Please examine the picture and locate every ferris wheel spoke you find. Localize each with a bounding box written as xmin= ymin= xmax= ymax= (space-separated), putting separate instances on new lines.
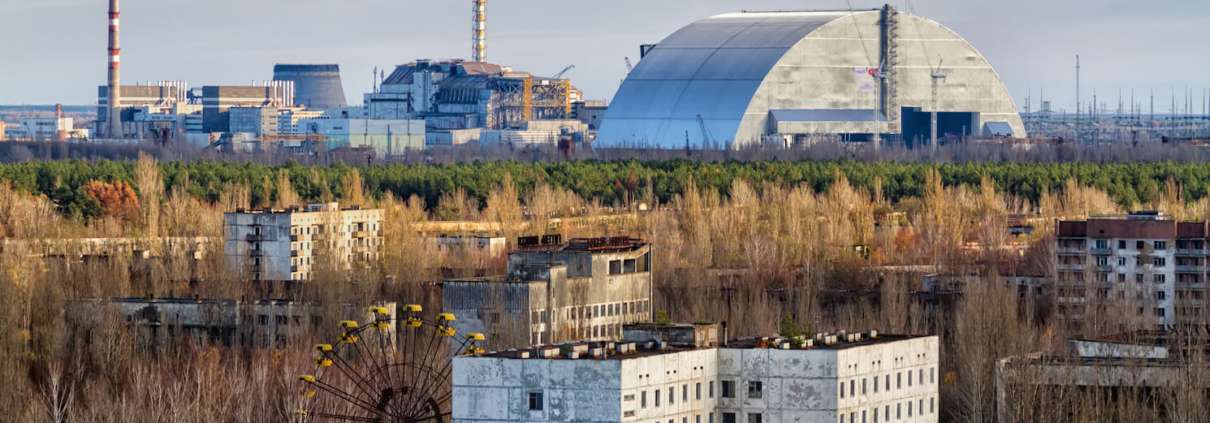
xmin=312 ymin=380 xmax=387 ymax=417
xmin=311 ymin=411 xmax=386 ymax=423
xmin=328 ymin=349 xmax=383 ymax=404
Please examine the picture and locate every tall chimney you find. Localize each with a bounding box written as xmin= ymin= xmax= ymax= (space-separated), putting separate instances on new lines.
xmin=107 ymin=0 xmax=122 ymax=139
xmin=471 ymin=0 xmax=487 ymax=62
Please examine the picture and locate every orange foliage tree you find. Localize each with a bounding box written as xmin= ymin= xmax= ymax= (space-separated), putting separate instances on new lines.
xmin=83 ymin=180 xmax=140 ymax=221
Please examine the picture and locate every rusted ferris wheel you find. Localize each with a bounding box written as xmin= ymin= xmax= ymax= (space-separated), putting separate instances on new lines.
xmin=296 ymin=305 xmax=485 ymax=423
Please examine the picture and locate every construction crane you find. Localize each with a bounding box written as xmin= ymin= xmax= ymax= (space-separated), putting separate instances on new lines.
xmin=552 ymin=65 xmax=575 ymax=80
xmin=696 ymin=114 xmax=713 ymax=148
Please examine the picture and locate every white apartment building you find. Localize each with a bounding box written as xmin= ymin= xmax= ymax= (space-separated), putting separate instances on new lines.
xmin=1056 ymin=212 xmax=1210 ymax=331
xmin=453 ymin=324 xmax=940 ymax=423
xmin=224 ymin=202 xmax=383 ymax=282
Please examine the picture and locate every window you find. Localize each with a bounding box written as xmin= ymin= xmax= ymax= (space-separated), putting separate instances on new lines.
xmin=528 ymin=392 xmax=543 ymax=411
xmin=885 ymin=375 xmax=890 ymax=391
xmin=747 ymin=381 xmax=763 ymax=399
xmin=1118 ymin=257 xmax=1127 ymax=266
xmin=641 ymin=391 xmax=647 ymax=408
xmin=609 ymin=260 xmax=622 ymax=275
xmin=1137 ymin=240 xmax=1146 ymax=249
xmin=840 ymin=381 xmax=845 ymax=398
xmin=908 ymin=370 xmax=913 ymax=387
xmin=897 ymin=372 xmax=902 ymax=389
xmin=1119 ymin=240 xmax=1127 ymax=249
xmin=1154 ymin=257 xmax=1167 ymax=267
xmin=1157 ymin=291 xmax=1167 ymax=301
xmin=1156 ymin=308 xmax=1166 ymax=317
xmin=1095 ymin=239 xmax=1108 ymax=249
xmin=669 ymin=387 xmax=675 ymax=404
xmin=1155 ymin=241 xmax=1168 ymax=250
xmin=722 ymin=380 xmax=735 ymax=398
xmin=908 ymin=401 xmax=913 ymax=417
xmin=683 ymin=384 xmax=688 ymax=402
xmin=696 ymin=382 xmax=702 ymax=400
xmin=722 ymin=413 xmax=737 ymax=423
xmin=1155 ymin=274 xmax=1167 ymax=284
xmin=1096 ymin=256 xmax=1109 ymax=266
xmin=862 ymin=378 xmax=867 ymax=395
xmin=747 ymin=413 xmax=762 ymax=423
xmin=1136 ymin=274 xmax=1145 ymax=283
xmin=709 ymin=381 xmax=715 ymax=398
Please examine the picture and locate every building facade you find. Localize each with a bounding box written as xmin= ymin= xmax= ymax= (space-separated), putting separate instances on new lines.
xmin=224 ymin=202 xmax=383 ymax=282
xmin=1056 ymin=212 xmax=1210 ymax=332
xmin=65 ymin=297 xmax=393 ymax=349
xmin=453 ymin=325 xmax=940 ymax=423
xmin=443 ymin=236 xmax=653 ymax=349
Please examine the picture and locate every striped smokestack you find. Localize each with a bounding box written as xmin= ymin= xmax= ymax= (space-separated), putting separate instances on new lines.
xmin=106 ymin=0 xmax=122 ymax=139
xmin=472 ymin=0 xmax=487 ymax=62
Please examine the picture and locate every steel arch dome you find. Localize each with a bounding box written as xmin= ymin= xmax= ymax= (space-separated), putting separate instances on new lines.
xmin=595 ymin=10 xmax=1025 ymax=149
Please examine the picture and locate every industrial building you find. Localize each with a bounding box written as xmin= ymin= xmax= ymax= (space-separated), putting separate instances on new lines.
xmin=201 ymin=82 xmax=295 ymax=133
xmin=1055 ymin=212 xmax=1210 ymax=332
xmin=6 ymin=105 xmax=89 ymax=141
xmin=64 ymin=297 xmax=394 ymax=349
xmin=224 ymin=202 xmax=383 ymax=283
xmin=453 ymin=324 xmax=940 ymax=423
xmin=272 ymin=64 xmax=348 ymax=109
xmin=596 ymin=6 xmax=1025 ymax=150
xmin=296 ymin=116 xmax=425 ymax=156
xmin=442 ymin=235 xmax=652 ymax=350
xmin=364 ymin=59 xmax=586 ymax=147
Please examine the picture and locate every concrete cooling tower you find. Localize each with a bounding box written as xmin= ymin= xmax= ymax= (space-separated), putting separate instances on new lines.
xmin=272 ymin=64 xmax=348 ymax=109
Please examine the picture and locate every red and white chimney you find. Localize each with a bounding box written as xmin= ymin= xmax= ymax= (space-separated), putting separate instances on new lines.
xmin=106 ymin=0 xmax=122 ymax=139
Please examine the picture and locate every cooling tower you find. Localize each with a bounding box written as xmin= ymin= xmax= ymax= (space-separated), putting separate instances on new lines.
xmin=272 ymin=64 xmax=347 ymax=109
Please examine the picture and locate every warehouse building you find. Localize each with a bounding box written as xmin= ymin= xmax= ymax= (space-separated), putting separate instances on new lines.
xmin=443 ymin=235 xmax=652 ymax=350
xmin=201 ymin=82 xmax=294 ymax=133
xmin=453 ymin=324 xmax=940 ymax=423
xmin=596 ymin=7 xmax=1024 ymax=150
xmin=224 ymin=202 xmax=383 ymax=284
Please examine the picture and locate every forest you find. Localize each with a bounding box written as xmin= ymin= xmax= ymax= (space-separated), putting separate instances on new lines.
xmin=4 ymin=159 xmax=1210 ymax=220
xmin=0 ymin=155 xmax=1208 ymax=422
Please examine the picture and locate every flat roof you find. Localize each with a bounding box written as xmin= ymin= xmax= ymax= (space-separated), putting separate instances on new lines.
xmin=475 ymin=333 xmax=930 ymax=360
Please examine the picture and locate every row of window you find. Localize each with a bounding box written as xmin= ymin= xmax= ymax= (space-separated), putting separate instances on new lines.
xmin=840 ymin=368 xmax=935 ymax=399
xmin=1094 ymin=256 xmax=1168 ymax=268
xmin=842 ymin=397 xmax=936 ymax=423
xmin=1092 ymin=239 xmax=1167 ymax=251
xmin=527 ymin=301 xmax=651 ymax=324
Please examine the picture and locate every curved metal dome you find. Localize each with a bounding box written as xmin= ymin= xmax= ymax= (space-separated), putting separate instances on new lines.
xmin=596 ymin=10 xmax=1025 ymax=149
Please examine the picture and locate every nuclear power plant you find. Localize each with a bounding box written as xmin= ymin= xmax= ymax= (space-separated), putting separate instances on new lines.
xmin=72 ymin=1 xmax=1063 ymax=152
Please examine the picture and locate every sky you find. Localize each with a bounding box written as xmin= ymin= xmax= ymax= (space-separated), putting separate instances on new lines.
xmin=3 ymin=0 xmax=1210 ymax=113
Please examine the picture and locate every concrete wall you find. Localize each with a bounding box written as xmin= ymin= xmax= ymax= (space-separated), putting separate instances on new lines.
xmin=453 ymin=336 xmax=939 ymax=423
xmin=224 ymin=207 xmax=383 ymax=282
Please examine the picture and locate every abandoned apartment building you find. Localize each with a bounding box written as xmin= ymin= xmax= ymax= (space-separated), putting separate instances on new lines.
xmin=65 ymin=297 xmax=395 ymax=349
xmin=453 ymin=323 xmax=940 ymax=423
xmin=224 ymin=202 xmax=383 ymax=284
xmin=1056 ymin=212 xmax=1210 ymax=332
xmin=442 ymin=235 xmax=653 ymax=350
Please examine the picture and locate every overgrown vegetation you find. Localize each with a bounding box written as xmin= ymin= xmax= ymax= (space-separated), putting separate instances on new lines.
xmin=0 ymin=156 xmax=1207 ymax=421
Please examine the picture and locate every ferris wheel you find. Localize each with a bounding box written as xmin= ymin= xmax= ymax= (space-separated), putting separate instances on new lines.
xmin=297 ymin=304 xmax=486 ymax=423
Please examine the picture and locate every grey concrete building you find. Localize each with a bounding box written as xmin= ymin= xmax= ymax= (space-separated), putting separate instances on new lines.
xmin=65 ymin=297 xmax=393 ymax=349
xmin=597 ymin=7 xmax=1024 ymax=149
xmin=201 ymin=82 xmax=294 ymax=133
xmin=443 ymin=236 xmax=652 ymax=350
xmin=453 ymin=324 xmax=940 ymax=423
xmin=224 ymin=202 xmax=383 ymax=283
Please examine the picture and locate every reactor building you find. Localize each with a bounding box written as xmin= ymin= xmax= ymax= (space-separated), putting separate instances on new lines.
xmin=595 ymin=6 xmax=1025 ymax=150
xmin=272 ymin=64 xmax=348 ymax=110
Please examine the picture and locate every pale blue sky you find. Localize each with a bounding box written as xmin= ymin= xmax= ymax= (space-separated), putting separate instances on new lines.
xmin=3 ymin=0 xmax=1209 ymax=113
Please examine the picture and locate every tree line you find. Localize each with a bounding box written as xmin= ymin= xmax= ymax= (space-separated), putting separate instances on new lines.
xmin=4 ymin=159 xmax=1210 ymax=220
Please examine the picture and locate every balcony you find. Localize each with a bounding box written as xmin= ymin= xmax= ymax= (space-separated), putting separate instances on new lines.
xmin=1056 ymin=264 xmax=1084 ymax=272
xmin=1057 ymin=247 xmax=1086 ymax=255
xmin=246 ymin=233 xmax=265 ymax=242
xmin=1176 ymin=249 xmax=1206 ymax=257
xmin=1089 ymin=247 xmax=1112 ymax=255
xmin=1176 ymin=265 xmax=1206 ymax=273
